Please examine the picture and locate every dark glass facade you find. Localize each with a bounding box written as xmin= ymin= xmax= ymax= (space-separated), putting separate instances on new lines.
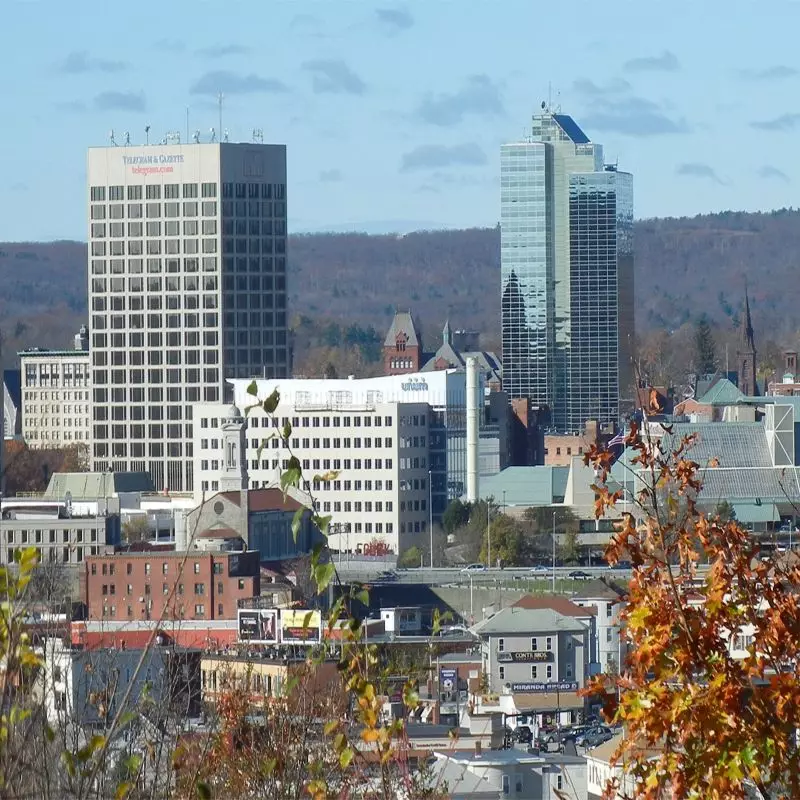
xmin=566 ymin=171 xmax=634 ymax=431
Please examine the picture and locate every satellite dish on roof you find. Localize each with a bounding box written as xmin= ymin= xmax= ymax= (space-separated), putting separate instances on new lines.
xmin=541 ymin=100 xmax=546 ymax=110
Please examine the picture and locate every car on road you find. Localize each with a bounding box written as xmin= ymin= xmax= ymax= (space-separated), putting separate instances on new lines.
xmin=575 ymin=725 xmax=613 ymax=749
xmin=529 ymin=564 xmax=549 ymax=574
xmin=568 ymin=569 xmax=591 ymax=580
xmin=376 ymin=570 xmax=397 ymax=582
xmin=461 ymin=563 xmax=487 ymax=573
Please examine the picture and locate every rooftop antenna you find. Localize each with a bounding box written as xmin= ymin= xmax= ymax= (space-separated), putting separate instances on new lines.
xmin=209 ymin=126 xmax=216 ymax=143
xmin=186 ymin=106 xmax=190 ymax=144
xmin=109 ymin=129 xmax=116 ymax=146
xmin=166 ymin=130 xmax=181 ymax=145
xmin=223 ymin=128 xmax=229 ymax=143
xmin=145 ymin=124 xmax=151 ymax=145
xmin=123 ymin=131 xmax=130 ymax=146
xmin=252 ymin=128 xmax=263 ymax=144
xmin=193 ymin=129 xmax=201 ymax=143
xmin=218 ymin=92 xmax=224 ymax=138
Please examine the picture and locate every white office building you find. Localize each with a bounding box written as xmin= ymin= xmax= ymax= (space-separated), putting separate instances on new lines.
xmin=192 ymin=371 xmax=468 ymax=555
xmin=19 ymin=327 xmax=91 ymax=448
xmin=87 ymin=139 xmax=288 ymax=492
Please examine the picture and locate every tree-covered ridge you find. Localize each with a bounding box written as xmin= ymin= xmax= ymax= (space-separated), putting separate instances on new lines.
xmin=7 ymin=208 xmax=800 ymax=369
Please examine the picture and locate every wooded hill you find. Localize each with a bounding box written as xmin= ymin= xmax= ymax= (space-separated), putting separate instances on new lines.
xmin=4 ymin=208 xmax=800 ymax=367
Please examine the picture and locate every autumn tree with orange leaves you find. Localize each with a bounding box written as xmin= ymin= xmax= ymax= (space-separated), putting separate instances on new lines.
xmin=585 ymin=420 xmax=800 ymax=800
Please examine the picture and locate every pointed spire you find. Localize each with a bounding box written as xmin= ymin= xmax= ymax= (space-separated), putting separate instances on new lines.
xmin=442 ymin=318 xmax=452 ymax=347
xmin=741 ymin=284 xmax=755 ymax=352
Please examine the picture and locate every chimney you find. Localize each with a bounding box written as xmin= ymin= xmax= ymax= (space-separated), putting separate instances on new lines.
xmin=466 ymin=357 xmax=480 ymax=503
xmin=474 ymin=740 xmax=482 ymax=757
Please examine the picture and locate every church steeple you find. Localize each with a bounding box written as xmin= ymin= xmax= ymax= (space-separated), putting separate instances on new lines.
xmin=740 ymin=288 xmax=755 ymax=352
xmin=442 ymin=318 xmax=452 ymax=347
xmin=737 ymin=286 xmax=757 ymax=396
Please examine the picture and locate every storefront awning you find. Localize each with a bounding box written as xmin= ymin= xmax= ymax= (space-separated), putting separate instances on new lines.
xmin=511 ymin=691 xmax=585 ymax=712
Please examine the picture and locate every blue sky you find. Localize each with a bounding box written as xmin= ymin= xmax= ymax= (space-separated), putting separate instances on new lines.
xmin=3 ymin=0 xmax=800 ymax=240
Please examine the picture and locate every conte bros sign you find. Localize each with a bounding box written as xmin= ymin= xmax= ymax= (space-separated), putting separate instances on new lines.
xmin=497 ymin=651 xmax=553 ymax=663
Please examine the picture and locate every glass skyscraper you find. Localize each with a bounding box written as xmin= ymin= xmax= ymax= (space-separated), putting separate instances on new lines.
xmin=500 ymin=111 xmax=633 ymax=432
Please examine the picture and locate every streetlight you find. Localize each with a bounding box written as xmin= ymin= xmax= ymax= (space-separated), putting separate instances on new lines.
xmin=428 ymin=469 xmax=434 ymax=569
xmin=552 ymin=511 xmax=557 ymax=593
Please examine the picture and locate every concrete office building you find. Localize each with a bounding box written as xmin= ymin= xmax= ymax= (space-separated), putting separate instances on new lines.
xmin=501 ymin=109 xmax=633 ymax=432
xmin=193 ymin=371 xmax=469 ymax=555
xmin=87 ymin=139 xmax=288 ymax=492
xmin=19 ymin=326 xmax=91 ymax=448
xmin=0 ymin=497 xmax=120 ymax=566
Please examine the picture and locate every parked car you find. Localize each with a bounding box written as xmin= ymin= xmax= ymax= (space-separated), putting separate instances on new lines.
xmin=435 ymin=624 xmax=470 ymax=637
xmin=538 ymin=725 xmax=589 ymax=746
xmin=529 ymin=564 xmax=549 ymax=574
xmin=568 ymin=569 xmax=591 ymax=580
xmin=575 ymin=725 xmax=613 ymax=749
xmin=461 ymin=563 xmax=487 ymax=573
xmin=511 ymin=725 xmax=533 ymax=744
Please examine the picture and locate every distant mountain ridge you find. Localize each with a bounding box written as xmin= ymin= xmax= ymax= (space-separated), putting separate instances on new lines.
xmin=2 ymin=208 xmax=800 ymax=365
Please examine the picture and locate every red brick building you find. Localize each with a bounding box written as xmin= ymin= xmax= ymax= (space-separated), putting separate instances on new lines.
xmin=383 ymin=311 xmax=422 ymax=375
xmin=83 ymin=550 xmax=260 ymax=622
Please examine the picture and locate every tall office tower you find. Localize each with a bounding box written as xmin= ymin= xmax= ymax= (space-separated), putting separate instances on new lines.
xmin=500 ymin=110 xmax=633 ymax=432
xmin=88 ymin=140 xmax=289 ymax=491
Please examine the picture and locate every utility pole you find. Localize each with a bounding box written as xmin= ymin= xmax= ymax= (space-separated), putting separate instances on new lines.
xmin=487 ymin=500 xmax=492 ymax=569
xmin=552 ymin=511 xmax=557 ymax=593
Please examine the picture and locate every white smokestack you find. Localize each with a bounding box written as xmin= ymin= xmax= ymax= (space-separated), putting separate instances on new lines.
xmin=174 ymin=510 xmax=187 ymax=552
xmin=466 ymin=356 xmax=480 ymax=503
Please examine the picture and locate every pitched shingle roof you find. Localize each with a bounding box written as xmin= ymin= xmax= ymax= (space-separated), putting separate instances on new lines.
xmin=513 ymin=594 xmax=597 ymax=617
xmin=472 ymin=605 xmax=590 ymax=635
xmin=383 ymin=311 xmax=420 ymax=347
xmin=572 ymin=578 xmax=627 ymax=602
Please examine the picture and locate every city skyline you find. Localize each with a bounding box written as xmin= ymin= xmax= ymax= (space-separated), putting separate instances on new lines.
xmin=2 ymin=0 xmax=800 ymax=241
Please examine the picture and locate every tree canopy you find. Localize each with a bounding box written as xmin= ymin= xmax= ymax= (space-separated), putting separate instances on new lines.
xmin=587 ymin=421 xmax=800 ymax=799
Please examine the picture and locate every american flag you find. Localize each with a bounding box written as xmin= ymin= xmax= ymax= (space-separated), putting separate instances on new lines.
xmin=607 ymin=431 xmax=626 ymax=448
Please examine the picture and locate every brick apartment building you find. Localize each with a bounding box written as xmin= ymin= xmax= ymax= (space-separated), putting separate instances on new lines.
xmin=83 ymin=550 xmax=260 ymax=622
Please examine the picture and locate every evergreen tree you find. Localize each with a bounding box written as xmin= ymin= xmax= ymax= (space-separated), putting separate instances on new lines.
xmin=694 ymin=315 xmax=718 ymax=374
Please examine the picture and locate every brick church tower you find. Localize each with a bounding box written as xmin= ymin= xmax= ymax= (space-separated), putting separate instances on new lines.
xmin=383 ymin=311 xmax=422 ymax=375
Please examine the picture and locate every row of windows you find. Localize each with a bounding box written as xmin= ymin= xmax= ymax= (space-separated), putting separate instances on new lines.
xmin=91 ymin=201 xmax=217 ymax=220
xmin=22 ymin=389 xmax=89 ymax=401
xmin=92 ymin=366 xmax=220 ymax=385
xmin=101 ymin=603 xmax=214 ymax=618
xmin=497 ymin=664 xmax=572 ymax=682
xmin=5 ymin=529 xmax=101 ymax=544
xmin=97 ymin=579 xmax=246 ymax=595
xmin=320 ymin=500 xmax=393 ymax=513
xmin=221 ymin=182 xmax=286 ymax=200
xmin=90 ymin=198 xmax=287 ymax=220
xmin=91 ymin=183 xmax=218 ymax=202
xmin=241 ymin=458 xmax=394 ymax=475
xmin=237 ymin=415 xmax=394 ymax=430
xmin=0 ymin=545 xmax=98 ymax=564
xmin=92 ymin=323 xmax=285 ymax=353
xmin=94 ymin=441 xmax=199 ymax=458
xmin=91 ymin=238 xmax=219 ymax=256
xmin=91 ymin=220 xmax=219 ymax=237
xmin=26 ymin=429 xmax=87 ymax=441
